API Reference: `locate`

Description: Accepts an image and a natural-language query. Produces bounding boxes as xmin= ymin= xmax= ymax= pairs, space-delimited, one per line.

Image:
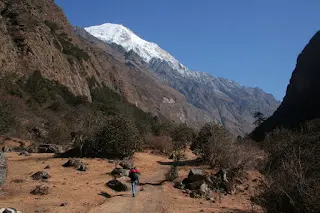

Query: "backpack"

xmin=129 ymin=171 xmax=139 ymax=181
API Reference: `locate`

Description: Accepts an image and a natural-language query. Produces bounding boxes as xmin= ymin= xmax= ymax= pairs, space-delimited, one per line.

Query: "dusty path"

xmin=1 ymin=151 xmax=264 ymax=213
xmin=89 ymin=154 xmax=170 ymax=213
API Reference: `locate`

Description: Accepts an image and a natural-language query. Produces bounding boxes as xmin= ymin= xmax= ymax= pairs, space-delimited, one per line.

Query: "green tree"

xmin=191 ymin=122 xmax=231 ymax=167
xmin=83 ymin=114 xmax=141 ymax=159
xmin=171 ymin=123 xmax=195 ymax=151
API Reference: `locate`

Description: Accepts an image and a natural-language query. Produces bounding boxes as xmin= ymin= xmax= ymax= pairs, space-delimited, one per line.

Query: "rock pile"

xmin=62 ymin=159 xmax=87 ymax=171
xmin=174 ymin=168 xmax=232 ymax=199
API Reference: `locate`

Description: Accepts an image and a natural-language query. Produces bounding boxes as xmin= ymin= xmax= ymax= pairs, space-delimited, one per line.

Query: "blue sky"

xmin=54 ymin=0 xmax=320 ymax=100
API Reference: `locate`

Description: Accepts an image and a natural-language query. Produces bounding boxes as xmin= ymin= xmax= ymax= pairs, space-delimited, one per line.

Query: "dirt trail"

xmin=89 ymin=154 xmax=169 ymax=213
xmin=1 ymin=151 xmax=264 ymax=213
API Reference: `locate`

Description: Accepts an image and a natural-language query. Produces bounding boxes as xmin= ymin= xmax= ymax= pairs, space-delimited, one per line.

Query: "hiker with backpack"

xmin=129 ymin=167 xmax=140 ymax=197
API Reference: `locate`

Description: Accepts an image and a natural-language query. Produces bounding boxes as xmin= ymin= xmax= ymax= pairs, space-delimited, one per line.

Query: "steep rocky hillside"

xmin=85 ymin=23 xmax=280 ymax=134
xmin=251 ymin=31 xmax=320 ymax=140
xmin=0 ymin=0 xmax=211 ymax=127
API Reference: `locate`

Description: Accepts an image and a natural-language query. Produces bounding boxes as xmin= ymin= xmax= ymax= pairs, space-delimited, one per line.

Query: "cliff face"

xmin=0 ymin=0 xmax=212 ymax=127
xmin=251 ymin=31 xmax=320 ymax=140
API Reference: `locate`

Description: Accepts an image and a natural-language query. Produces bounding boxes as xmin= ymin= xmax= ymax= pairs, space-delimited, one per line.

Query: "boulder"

xmin=77 ymin=163 xmax=87 ymax=171
xmin=58 ymin=146 xmax=82 ymax=158
xmin=31 ymin=171 xmax=51 ymax=180
xmin=62 ymin=159 xmax=82 ymax=168
xmin=174 ymin=181 xmax=185 ymax=189
xmin=188 ymin=169 xmax=206 ymax=182
xmin=37 ymin=144 xmax=63 ymax=154
xmin=30 ymin=185 xmax=49 ymax=195
xmin=19 ymin=151 xmax=31 ymax=156
xmin=182 ymin=177 xmax=191 ymax=185
xmin=0 ymin=208 xmax=21 ymax=213
xmin=111 ymin=168 xmax=129 ymax=177
xmin=106 ymin=180 xmax=129 ymax=192
xmin=169 ymin=154 xmax=174 ymax=160
xmin=0 ymin=151 xmax=7 ymax=186
xmin=44 ymin=165 xmax=50 ymax=169
xmin=190 ymin=191 xmax=201 ymax=198
xmin=187 ymin=180 xmax=206 ymax=190
xmin=119 ymin=161 xmax=132 ymax=169
xmin=1 ymin=146 xmax=11 ymax=152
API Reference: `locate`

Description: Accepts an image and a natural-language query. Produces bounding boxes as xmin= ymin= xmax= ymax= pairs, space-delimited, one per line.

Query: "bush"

xmin=171 ymin=123 xmax=195 ymax=151
xmin=44 ymin=20 xmax=60 ymax=33
xmin=144 ymin=134 xmax=173 ymax=154
xmin=257 ymin=126 xmax=320 ymax=213
xmin=0 ymin=95 xmax=30 ymax=137
xmin=82 ymin=115 xmax=141 ymax=159
xmin=191 ymin=122 xmax=262 ymax=178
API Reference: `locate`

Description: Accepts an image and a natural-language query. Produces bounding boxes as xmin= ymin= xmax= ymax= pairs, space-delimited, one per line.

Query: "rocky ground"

xmin=0 ymin=149 xmax=264 ymax=213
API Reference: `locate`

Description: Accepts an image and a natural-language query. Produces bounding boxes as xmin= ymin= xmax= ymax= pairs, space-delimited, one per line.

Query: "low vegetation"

xmin=191 ymin=122 xmax=261 ymax=173
xmin=255 ymin=120 xmax=320 ymax=213
xmin=0 ymin=72 xmax=178 ymax=158
xmin=44 ymin=19 xmax=90 ymax=62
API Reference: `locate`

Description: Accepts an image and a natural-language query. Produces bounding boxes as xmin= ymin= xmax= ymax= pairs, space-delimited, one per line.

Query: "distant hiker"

xmin=129 ymin=167 xmax=140 ymax=197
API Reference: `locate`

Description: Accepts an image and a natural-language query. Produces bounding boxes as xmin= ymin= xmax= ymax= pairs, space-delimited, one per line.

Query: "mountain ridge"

xmin=84 ymin=23 xmax=280 ymax=134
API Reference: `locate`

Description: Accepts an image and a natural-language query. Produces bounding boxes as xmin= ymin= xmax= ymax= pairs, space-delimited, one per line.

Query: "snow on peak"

xmin=84 ymin=23 xmax=191 ymax=76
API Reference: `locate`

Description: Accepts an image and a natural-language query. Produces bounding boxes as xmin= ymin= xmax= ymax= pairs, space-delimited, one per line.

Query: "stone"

xmin=106 ymin=180 xmax=128 ymax=192
xmin=190 ymin=191 xmax=201 ymax=198
xmin=30 ymin=185 xmax=49 ymax=195
xmin=188 ymin=169 xmax=206 ymax=182
xmin=62 ymin=159 xmax=82 ymax=168
xmin=12 ymin=179 xmax=24 ymax=183
xmin=0 ymin=208 xmax=21 ymax=213
xmin=44 ymin=165 xmax=50 ymax=169
xmin=0 ymin=151 xmax=7 ymax=186
xmin=58 ymin=147 xmax=82 ymax=158
xmin=98 ymin=192 xmax=112 ymax=198
xmin=187 ymin=180 xmax=205 ymax=190
xmin=19 ymin=151 xmax=31 ymax=156
xmin=77 ymin=163 xmax=87 ymax=171
xmin=2 ymin=146 xmax=11 ymax=152
xmin=37 ymin=144 xmax=63 ymax=154
xmin=31 ymin=171 xmax=51 ymax=180
xmin=169 ymin=154 xmax=174 ymax=160
xmin=111 ymin=168 xmax=129 ymax=177
xmin=174 ymin=181 xmax=185 ymax=189
xmin=60 ymin=203 xmax=68 ymax=206
xmin=119 ymin=161 xmax=132 ymax=169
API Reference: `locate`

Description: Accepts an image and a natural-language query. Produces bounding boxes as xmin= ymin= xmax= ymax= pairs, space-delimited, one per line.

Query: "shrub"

xmin=57 ymin=36 xmax=89 ymax=61
xmin=82 ymin=115 xmax=141 ymax=159
xmin=144 ymin=133 xmax=173 ymax=154
xmin=171 ymin=123 xmax=195 ymax=151
xmin=44 ymin=20 xmax=60 ymax=33
xmin=191 ymin=122 xmax=262 ymax=179
xmin=257 ymin=126 xmax=320 ymax=213
xmin=0 ymin=95 xmax=29 ymax=137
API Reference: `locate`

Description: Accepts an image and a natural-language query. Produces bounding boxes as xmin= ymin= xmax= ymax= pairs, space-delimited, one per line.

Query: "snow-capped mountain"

xmin=85 ymin=23 xmax=198 ymax=78
xmin=84 ymin=23 xmax=280 ymax=134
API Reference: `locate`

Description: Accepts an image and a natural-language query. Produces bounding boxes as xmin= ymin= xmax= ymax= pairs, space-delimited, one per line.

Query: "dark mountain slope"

xmin=251 ymin=31 xmax=320 ymax=140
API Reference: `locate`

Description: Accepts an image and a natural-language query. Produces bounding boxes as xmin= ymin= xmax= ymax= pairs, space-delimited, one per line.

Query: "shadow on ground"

xmin=224 ymin=208 xmax=255 ymax=213
xmin=157 ymin=158 xmax=203 ymax=167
